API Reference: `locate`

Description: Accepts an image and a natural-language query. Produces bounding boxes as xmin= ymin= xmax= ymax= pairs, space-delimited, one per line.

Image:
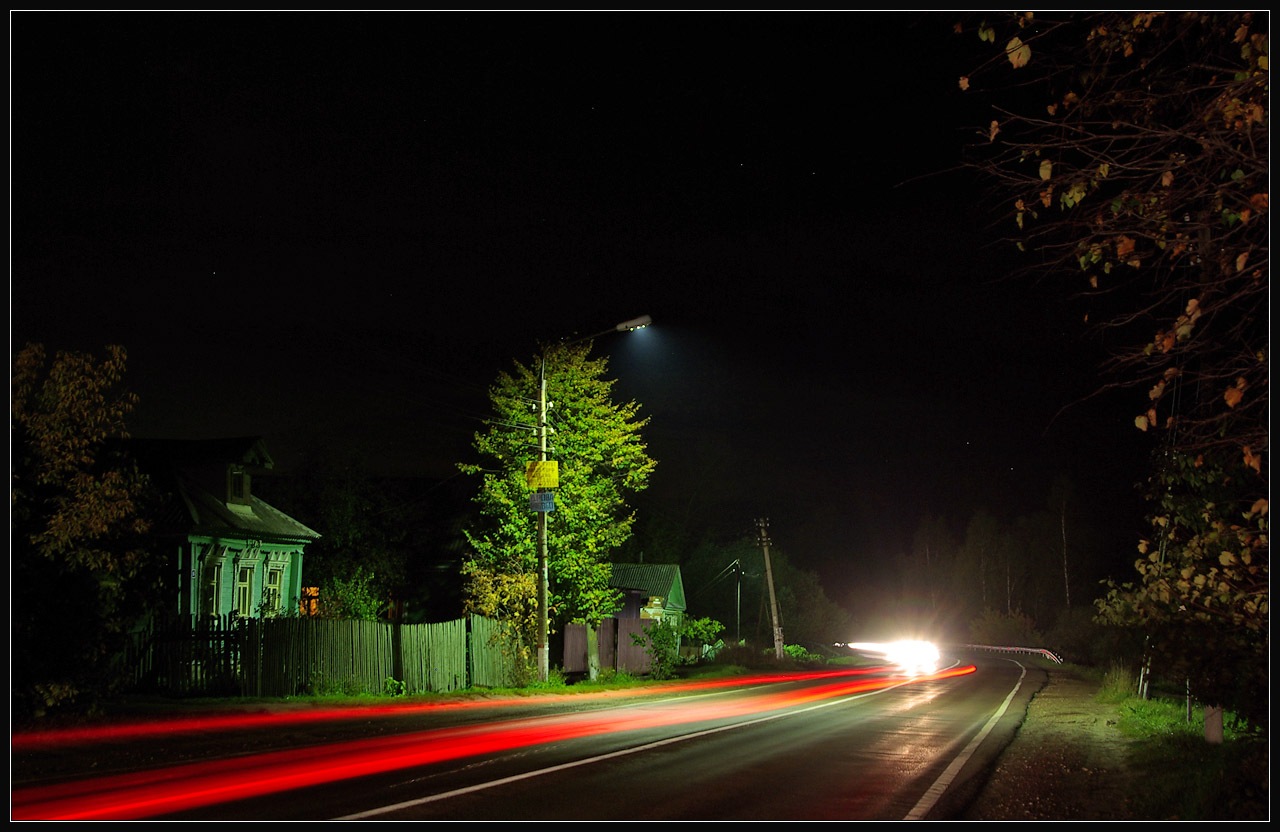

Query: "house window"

xmin=202 ymin=563 xmax=222 ymax=617
xmin=264 ymin=567 xmax=283 ymax=614
xmin=300 ymin=586 xmax=320 ymax=617
xmin=228 ymin=467 xmax=250 ymax=506
xmin=235 ymin=565 xmax=254 ymax=616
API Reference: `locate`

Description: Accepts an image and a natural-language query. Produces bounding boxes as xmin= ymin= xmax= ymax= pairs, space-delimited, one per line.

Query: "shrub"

xmin=967 ymin=608 xmax=1042 ymax=646
xmin=783 ymin=644 xmax=824 ymax=664
xmin=632 ymin=620 xmax=681 ymax=680
xmin=1098 ymin=661 xmax=1138 ymax=703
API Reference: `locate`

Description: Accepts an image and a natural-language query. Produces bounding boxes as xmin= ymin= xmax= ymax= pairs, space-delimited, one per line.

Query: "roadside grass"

xmin=1094 ymin=662 xmax=1268 ymax=821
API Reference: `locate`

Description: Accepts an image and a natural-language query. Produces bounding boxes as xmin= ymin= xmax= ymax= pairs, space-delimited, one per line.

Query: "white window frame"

xmin=235 ymin=564 xmax=254 ymax=617
xmin=202 ymin=562 xmax=222 ymax=617
xmin=264 ymin=566 xmax=284 ymax=614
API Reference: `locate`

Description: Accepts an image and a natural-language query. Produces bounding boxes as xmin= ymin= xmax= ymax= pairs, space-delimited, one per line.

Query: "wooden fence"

xmin=124 ymin=614 xmax=521 ymax=697
xmin=562 ymin=618 xmax=653 ymax=675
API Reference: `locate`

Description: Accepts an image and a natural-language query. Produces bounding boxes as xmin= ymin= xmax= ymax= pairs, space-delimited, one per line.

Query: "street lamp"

xmin=534 ymin=314 xmax=651 ymax=682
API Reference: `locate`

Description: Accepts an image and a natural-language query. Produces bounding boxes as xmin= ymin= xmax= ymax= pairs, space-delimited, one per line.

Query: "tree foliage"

xmin=314 ymin=565 xmax=385 ymax=621
xmin=956 ymin=12 xmax=1267 ymax=464
xmin=1096 ymin=449 xmax=1268 ymax=727
xmin=679 ymin=535 xmax=849 ymax=648
xmin=954 ymin=12 xmax=1268 ymax=724
xmin=630 ymin=615 xmax=726 ymax=681
xmin=254 ymin=447 xmax=416 ymax=619
xmin=459 ymin=341 xmax=656 ymax=659
xmin=11 ymin=343 xmax=162 ymax=717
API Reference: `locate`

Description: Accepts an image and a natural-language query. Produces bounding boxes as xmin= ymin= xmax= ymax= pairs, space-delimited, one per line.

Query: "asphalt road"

xmin=13 ymin=655 xmax=1043 ymax=821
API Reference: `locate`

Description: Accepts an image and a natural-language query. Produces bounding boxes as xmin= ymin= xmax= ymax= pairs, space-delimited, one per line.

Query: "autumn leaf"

xmin=1161 ymin=170 xmax=1174 ymax=186
xmin=1115 ymin=235 xmax=1136 ymax=257
xmin=1039 ymin=159 xmax=1053 ymax=181
xmin=959 ymin=76 xmax=970 ymax=91
xmin=1243 ymin=446 xmax=1261 ymax=474
xmin=1236 ymin=251 xmax=1249 ymax=271
xmin=1149 ymin=380 xmax=1166 ymax=400
xmin=1006 ymin=36 xmax=1031 ymax=68
xmin=1223 ymin=377 xmax=1247 ymax=408
xmin=988 ymin=120 xmax=999 ymax=141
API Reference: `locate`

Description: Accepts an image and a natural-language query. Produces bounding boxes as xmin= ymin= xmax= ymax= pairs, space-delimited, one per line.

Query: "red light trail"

xmin=12 ymin=665 xmax=975 ymax=820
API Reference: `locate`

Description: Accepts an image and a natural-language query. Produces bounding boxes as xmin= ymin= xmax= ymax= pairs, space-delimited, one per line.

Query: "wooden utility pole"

xmin=756 ymin=518 xmax=784 ymax=660
xmin=536 ymin=355 xmax=550 ymax=683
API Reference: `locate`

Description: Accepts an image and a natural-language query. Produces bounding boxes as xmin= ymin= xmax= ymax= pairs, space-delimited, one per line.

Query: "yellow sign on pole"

xmin=525 ymin=460 xmax=559 ymax=489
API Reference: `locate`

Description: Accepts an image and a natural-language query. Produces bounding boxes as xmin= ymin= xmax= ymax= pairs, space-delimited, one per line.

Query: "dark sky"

xmin=12 ymin=12 xmax=1151 ymax=602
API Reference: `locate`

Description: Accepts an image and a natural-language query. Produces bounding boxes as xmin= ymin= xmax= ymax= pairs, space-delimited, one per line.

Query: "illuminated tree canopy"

xmin=459 ymin=341 xmax=656 ymax=670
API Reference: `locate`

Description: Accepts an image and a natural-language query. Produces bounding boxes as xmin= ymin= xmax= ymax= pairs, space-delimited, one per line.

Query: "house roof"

xmin=180 ymin=479 xmax=321 ymax=542
xmin=127 ymin=437 xmax=319 ymax=544
xmin=609 ymin=563 xmax=687 ymax=612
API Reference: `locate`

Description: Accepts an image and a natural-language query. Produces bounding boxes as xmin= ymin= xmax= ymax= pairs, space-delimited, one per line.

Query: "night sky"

xmin=12 ymin=12 xmax=1152 ymax=605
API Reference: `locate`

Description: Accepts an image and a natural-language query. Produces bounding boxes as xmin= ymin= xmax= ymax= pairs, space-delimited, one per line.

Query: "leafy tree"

xmin=1096 ymin=449 xmax=1267 ymax=730
xmin=254 ymin=448 xmax=417 ymax=620
xmin=676 ymin=535 xmax=758 ymax=643
xmin=967 ymin=608 xmax=1042 ymax=648
xmin=897 ymin=514 xmax=958 ymax=626
xmin=954 ymin=12 xmax=1268 ymax=735
xmin=460 ymin=341 xmax=656 ymax=679
xmin=630 ymin=616 xmax=725 ymax=681
xmin=11 ymin=343 xmax=162 ymax=718
xmin=314 ymin=565 xmax=384 ymax=621
xmin=953 ymin=510 xmax=1005 ymax=620
xmin=679 ymin=533 xmax=849 ymax=649
xmin=768 ymin=553 xmax=852 ymax=648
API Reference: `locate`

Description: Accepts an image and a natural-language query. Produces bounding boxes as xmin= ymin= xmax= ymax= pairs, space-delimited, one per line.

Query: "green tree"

xmin=954 ymin=12 xmax=1268 ymax=736
xmin=11 ymin=343 xmax=161 ymax=718
xmin=460 ymin=341 xmax=656 ymax=680
xmin=1096 ymin=449 xmax=1267 ymax=731
xmin=954 ymin=510 xmax=1005 ymax=622
xmin=254 ymin=447 xmax=414 ymax=620
xmin=314 ymin=565 xmax=384 ymax=621
xmin=630 ymin=615 xmax=725 ymax=680
xmin=771 ymin=558 xmax=852 ymax=648
xmin=901 ymin=514 xmax=958 ymax=625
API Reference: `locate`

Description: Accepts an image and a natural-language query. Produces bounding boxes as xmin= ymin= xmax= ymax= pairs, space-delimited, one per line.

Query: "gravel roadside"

xmin=963 ymin=664 xmax=1150 ymax=821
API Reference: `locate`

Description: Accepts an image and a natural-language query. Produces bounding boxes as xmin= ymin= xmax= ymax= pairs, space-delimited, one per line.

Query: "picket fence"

xmin=124 ymin=614 xmax=522 ymax=697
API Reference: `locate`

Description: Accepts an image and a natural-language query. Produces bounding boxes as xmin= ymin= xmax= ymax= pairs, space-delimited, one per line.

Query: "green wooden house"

xmin=562 ymin=563 xmax=688 ymax=675
xmin=132 ymin=437 xmax=320 ymax=620
xmin=609 ymin=562 xmax=687 ymax=630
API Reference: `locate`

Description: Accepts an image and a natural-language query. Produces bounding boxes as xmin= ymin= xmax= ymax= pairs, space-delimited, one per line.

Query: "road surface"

xmin=13 ymin=653 xmax=1043 ymax=820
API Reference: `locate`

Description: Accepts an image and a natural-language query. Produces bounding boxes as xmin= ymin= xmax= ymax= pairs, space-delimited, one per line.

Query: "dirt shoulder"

xmin=962 ymin=664 xmax=1152 ymax=820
